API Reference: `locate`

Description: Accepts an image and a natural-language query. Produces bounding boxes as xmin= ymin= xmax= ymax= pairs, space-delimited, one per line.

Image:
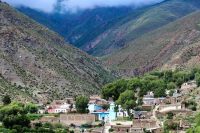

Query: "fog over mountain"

xmin=3 ymin=0 xmax=165 ymax=13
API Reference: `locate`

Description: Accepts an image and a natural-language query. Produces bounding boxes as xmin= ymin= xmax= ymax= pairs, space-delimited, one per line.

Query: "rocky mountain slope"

xmin=105 ymin=11 xmax=200 ymax=76
xmin=90 ymin=0 xmax=200 ymax=56
xmin=17 ymin=0 xmax=200 ymax=56
xmin=0 ymin=1 xmax=114 ymax=103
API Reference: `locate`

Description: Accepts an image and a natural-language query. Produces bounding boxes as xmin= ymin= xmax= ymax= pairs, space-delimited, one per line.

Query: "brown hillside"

xmin=105 ymin=11 xmax=200 ymax=76
xmin=0 ymin=1 xmax=114 ymax=103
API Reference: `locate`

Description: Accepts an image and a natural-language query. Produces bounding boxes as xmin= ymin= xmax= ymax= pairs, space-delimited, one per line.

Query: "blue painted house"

xmin=88 ymin=104 xmax=103 ymax=113
xmin=91 ymin=102 xmax=116 ymax=122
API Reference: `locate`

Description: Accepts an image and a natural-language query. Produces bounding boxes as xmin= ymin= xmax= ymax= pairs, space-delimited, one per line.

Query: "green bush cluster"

xmin=102 ymin=68 xmax=200 ymax=112
xmin=184 ymin=100 xmax=197 ymax=111
xmin=187 ymin=113 xmax=200 ymax=133
xmin=102 ymin=69 xmax=200 ymax=100
xmin=0 ymin=101 xmax=70 ymax=133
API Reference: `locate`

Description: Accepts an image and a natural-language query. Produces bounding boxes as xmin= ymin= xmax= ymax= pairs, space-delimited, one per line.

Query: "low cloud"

xmin=3 ymin=0 xmax=165 ymax=13
xmin=3 ymin=0 xmax=57 ymax=12
xmin=62 ymin=0 xmax=165 ymax=13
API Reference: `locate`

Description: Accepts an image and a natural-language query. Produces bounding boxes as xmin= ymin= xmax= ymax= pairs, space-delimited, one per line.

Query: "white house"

xmin=117 ymin=105 xmax=129 ymax=117
xmin=47 ymin=100 xmax=74 ymax=114
xmin=143 ymin=92 xmax=165 ymax=105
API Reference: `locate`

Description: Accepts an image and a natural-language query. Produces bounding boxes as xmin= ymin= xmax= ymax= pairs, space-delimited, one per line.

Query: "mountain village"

xmin=2 ymin=0 xmax=200 ymax=133
xmin=30 ymin=80 xmax=198 ymax=133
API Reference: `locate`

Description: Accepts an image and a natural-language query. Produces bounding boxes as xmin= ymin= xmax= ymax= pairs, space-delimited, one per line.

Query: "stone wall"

xmin=132 ymin=119 xmax=157 ymax=129
xmin=60 ymin=114 xmax=96 ymax=125
xmin=34 ymin=114 xmax=96 ymax=126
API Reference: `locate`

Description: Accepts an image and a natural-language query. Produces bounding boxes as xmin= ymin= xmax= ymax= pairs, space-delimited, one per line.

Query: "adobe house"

xmin=130 ymin=119 xmax=163 ymax=133
xmin=150 ymin=127 xmax=163 ymax=133
xmin=132 ymin=119 xmax=157 ymax=129
xmin=47 ymin=99 xmax=75 ymax=114
xmin=158 ymin=103 xmax=186 ymax=113
xmin=108 ymin=119 xmax=162 ymax=133
xmin=143 ymin=94 xmax=166 ymax=106
xmin=180 ymin=81 xmax=197 ymax=95
xmin=111 ymin=125 xmax=132 ymax=133
xmin=89 ymin=95 xmax=108 ymax=106
xmin=130 ymin=128 xmax=143 ymax=133
xmin=133 ymin=111 xmax=152 ymax=119
xmin=163 ymin=93 xmax=182 ymax=104
xmin=141 ymin=104 xmax=153 ymax=111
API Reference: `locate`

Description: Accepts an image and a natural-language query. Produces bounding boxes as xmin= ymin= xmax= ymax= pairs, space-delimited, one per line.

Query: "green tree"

xmin=116 ymin=90 xmax=136 ymax=116
xmin=0 ymin=102 xmax=30 ymax=129
xmin=187 ymin=113 xmax=200 ymax=133
xmin=195 ymin=113 xmax=200 ymax=126
xmin=128 ymin=78 xmax=141 ymax=91
xmin=75 ymin=96 xmax=89 ymax=113
xmin=167 ymin=82 xmax=176 ymax=90
xmin=101 ymin=79 xmax=128 ymax=101
xmin=164 ymin=120 xmax=179 ymax=131
xmin=184 ymin=100 xmax=197 ymax=111
xmin=149 ymin=71 xmax=164 ymax=78
xmin=148 ymin=80 xmax=166 ymax=97
xmin=139 ymin=79 xmax=151 ymax=97
xmin=2 ymin=114 xmax=30 ymax=129
xmin=173 ymin=71 xmax=191 ymax=87
xmin=2 ymin=95 xmax=11 ymax=105
xmin=166 ymin=112 xmax=174 ymax=119
xmin=195 ymin=73 xmax=200 ymax=87
xmin=163 ymin=70 xmax=173 ymax=82
xmin=187 ymin=126 xmax=200 ymax=133
xmin=25 ymin=103 xmax=38 ymax=113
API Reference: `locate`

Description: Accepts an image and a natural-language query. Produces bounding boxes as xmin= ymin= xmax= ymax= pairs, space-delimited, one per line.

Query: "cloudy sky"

xmin=3 ymin=0 xmax=165 ymax=13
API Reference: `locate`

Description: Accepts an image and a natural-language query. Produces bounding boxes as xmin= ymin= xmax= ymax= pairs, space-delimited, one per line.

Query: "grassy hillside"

xmin=0 ymin=1 xmax=114 ymax=103
xmin=105 ymin=11 xmax=200 ymax=76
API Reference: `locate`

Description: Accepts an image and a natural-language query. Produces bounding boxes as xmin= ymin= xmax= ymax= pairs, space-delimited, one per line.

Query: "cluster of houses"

xmin=110 ymin=119 xmax=162 ymax=133
xmin=44 ymin=95 xmax=117 ymax=122
xmin=34 ymin=81 xmax=197 ymax=133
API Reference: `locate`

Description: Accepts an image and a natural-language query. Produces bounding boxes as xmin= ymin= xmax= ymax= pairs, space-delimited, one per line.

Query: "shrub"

xmin=81 ymin=123 xmax=92 ymax=128
xmin=109 ymin=128 xmax=114 ymax=132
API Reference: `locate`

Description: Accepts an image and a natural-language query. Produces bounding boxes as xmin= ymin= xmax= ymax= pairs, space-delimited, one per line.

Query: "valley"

xmin=16 ymin=0 xmax=200 ymax=77
xmin=18 ymin=0 xmax=200 ymax=57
